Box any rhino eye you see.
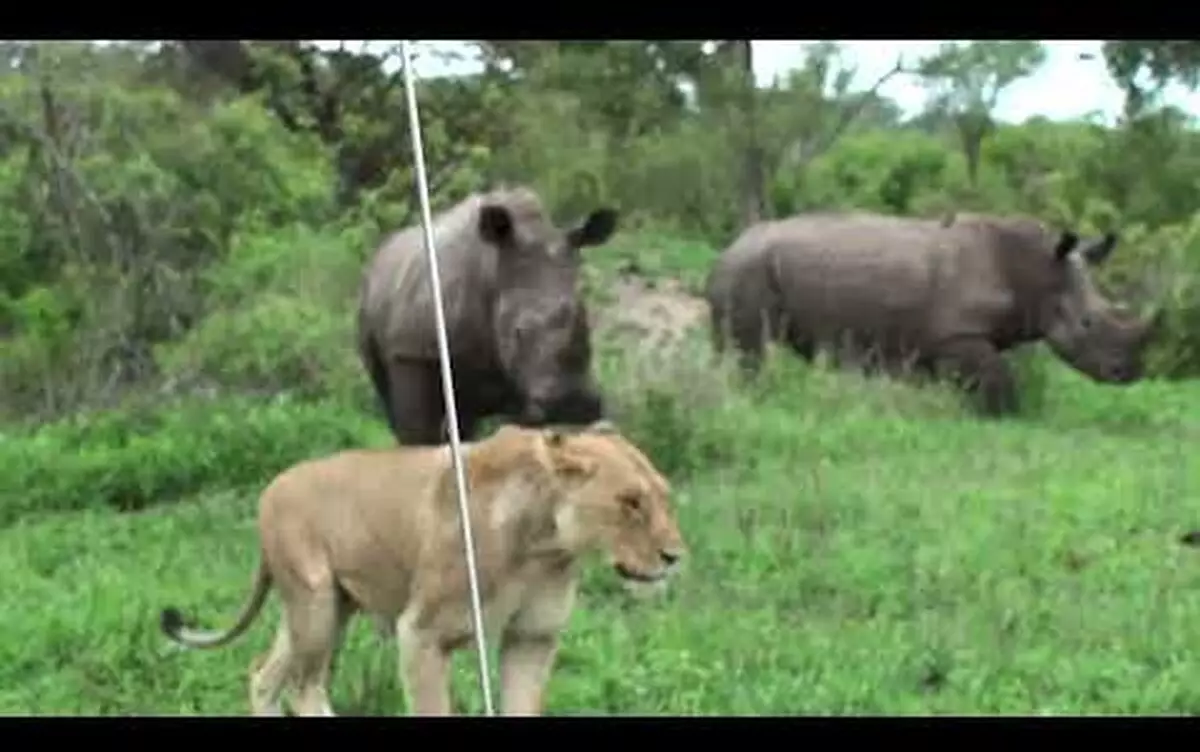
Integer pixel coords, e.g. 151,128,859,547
511,313,541,340
1080,314,1093,329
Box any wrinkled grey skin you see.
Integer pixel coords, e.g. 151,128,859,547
706,211,1159,416
357,186,619,445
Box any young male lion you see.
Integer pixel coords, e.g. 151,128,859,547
159,421,686,717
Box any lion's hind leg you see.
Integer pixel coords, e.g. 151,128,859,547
285,579,348,717
249,622,292,716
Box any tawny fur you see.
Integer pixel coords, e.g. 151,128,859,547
159,422,686,717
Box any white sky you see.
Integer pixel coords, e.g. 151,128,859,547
376,39,1200,126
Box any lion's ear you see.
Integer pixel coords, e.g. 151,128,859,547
541,431,596,479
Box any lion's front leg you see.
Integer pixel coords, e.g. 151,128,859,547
395,617,453,716
498,631,560,716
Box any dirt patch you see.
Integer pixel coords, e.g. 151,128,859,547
594,274,709,349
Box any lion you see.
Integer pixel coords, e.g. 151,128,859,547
158,421,687,717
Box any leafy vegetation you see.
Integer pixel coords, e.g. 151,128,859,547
2,39,1200,715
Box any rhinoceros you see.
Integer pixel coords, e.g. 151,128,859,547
357,186,618,445
705,211,1158,415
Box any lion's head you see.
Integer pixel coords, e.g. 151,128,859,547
535,422,686,584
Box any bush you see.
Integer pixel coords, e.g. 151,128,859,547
793,129,958,217
0,46,339,422
154,221,376,402
1090,212,1200,379
154,294,357,400
591,328,968,481
0,397,387,526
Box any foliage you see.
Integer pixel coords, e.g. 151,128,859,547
0,38,1197,420
1103,41,1200,115
916,41,1048,190
6,39,1200,716
0,396,385,527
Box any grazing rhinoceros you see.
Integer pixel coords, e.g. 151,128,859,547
357,186,618,445
705,211,1158,416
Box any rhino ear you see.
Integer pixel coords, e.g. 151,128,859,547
1054,230,1079,261
567,208,618,250
479,204,515,247
1079,232,1119,265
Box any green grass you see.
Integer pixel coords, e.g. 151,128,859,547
4,227,1200,716
3,342,1199,716
586,226,719,293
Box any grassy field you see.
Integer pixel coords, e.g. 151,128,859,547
3,234,1200,716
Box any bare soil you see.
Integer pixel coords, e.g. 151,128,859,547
593,274,709,350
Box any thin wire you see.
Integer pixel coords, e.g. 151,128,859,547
398,40,496,717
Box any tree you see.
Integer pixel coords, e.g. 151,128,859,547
1102,41,1200,118
733,41,764,225
155,41,498,213
476,41,708,140
917,41,1047,191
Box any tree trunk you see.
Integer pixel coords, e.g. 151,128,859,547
736,40,765,226
956,109,993,191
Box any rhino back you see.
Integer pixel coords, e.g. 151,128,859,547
765,212,1015,345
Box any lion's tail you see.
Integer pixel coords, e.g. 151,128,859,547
159,556,273,650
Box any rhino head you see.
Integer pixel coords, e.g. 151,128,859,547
480,201,619,428
1040,230,1158,384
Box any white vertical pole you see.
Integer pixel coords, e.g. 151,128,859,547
398,39,496,717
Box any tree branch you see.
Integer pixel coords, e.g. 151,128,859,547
801,55,911,165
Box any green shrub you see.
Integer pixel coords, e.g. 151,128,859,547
0,44,345,423
1089,212,1200,379
154,294,357,400
0,397,387,526
151,220,381,404
795,129,958,217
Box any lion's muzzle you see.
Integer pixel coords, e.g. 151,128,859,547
614,546,685,584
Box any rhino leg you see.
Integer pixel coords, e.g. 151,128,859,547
437,398,484,443
708,297,727,354
931,338,1019,417
383,359,447,446
717,298,779,376
780,316,816,362
787,340,816,361
441,369,513,442
709,260,785,376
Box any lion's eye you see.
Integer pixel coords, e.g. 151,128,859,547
619,493,642,513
